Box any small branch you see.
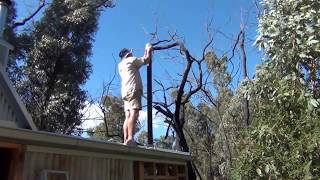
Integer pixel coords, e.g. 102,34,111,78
95,0,114,9
228,31,242,62
201,37,214,61
253,0,262,18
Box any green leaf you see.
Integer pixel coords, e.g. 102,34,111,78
265,164,270,174
256,168,263,177
310,99,319,108
308,40,319,45
303,160,312,178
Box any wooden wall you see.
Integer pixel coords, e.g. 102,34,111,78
22,151,133,180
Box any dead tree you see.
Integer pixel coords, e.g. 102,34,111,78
150,36,213,180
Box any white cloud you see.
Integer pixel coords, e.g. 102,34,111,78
138,109,167,130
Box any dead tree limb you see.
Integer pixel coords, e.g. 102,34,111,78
150,37,214,180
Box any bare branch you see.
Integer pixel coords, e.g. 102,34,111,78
13,0,46,29
154,79,169,105
152,42,180,51
154,105,174,119
152,39,172,46
253,0,262,18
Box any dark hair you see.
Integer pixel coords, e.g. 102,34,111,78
119,48,130,59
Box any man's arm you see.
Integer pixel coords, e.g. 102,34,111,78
133,43,153,68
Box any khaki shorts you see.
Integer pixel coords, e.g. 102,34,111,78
123,90,142,111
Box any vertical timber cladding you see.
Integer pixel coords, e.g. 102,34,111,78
22,151,133,180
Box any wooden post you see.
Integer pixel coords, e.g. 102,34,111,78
147,59,153,145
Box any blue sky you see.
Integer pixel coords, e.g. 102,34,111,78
16,0,262,139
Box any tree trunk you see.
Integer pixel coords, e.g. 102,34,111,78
178,130,196,180
239,27,250,126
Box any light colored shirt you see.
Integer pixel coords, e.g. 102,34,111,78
118,56,148,99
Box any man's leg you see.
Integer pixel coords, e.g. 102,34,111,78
125,91,142,146
123,110,130,144
127,109,139,142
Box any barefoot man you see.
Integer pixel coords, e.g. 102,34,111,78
118,43,153,146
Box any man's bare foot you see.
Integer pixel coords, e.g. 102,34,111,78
126,139,137,147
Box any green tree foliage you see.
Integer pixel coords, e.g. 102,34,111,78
233,0,320,179
89,95,142,143
137,130,175,149
136,130,148,145
16,0,101,133
154,135,175,149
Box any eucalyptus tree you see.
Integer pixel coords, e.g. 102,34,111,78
233,0,320,178
10,0,113,133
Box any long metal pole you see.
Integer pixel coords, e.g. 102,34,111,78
147,58,153,145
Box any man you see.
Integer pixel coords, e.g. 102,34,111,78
118,43,153,146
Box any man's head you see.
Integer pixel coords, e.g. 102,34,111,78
119,48,133,59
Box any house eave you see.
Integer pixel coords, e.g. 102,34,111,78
0,126,190,164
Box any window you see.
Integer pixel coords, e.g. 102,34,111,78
40,170,69,180
134,162,187,180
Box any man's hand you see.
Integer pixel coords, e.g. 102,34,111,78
145,43,153,53
142,43,153,64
